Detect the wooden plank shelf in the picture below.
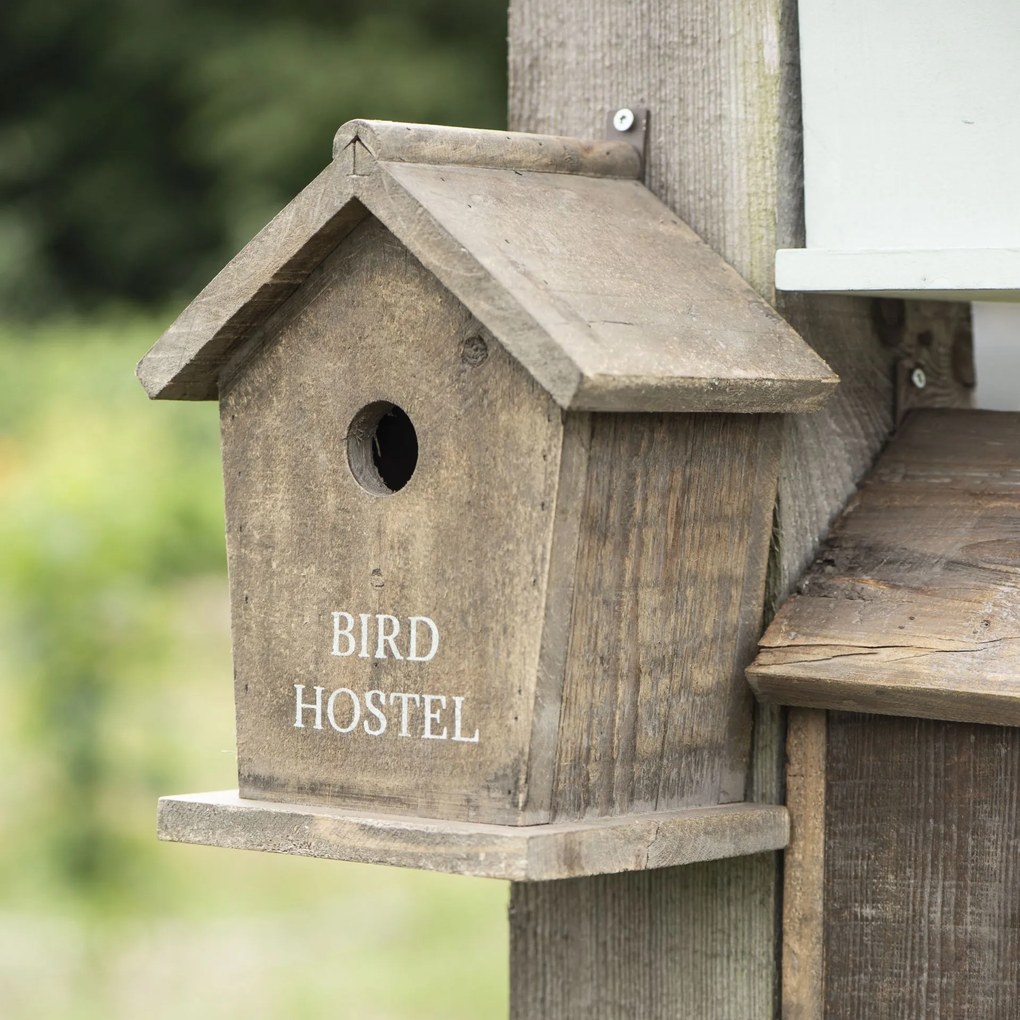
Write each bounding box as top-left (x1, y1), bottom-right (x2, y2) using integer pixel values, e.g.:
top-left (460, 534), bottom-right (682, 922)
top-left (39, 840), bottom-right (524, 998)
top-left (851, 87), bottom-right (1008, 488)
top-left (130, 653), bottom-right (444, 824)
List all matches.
top-left (749, 409), bottom-right (1020, 725)
top-left (157, 791), bottom-right (789, 882)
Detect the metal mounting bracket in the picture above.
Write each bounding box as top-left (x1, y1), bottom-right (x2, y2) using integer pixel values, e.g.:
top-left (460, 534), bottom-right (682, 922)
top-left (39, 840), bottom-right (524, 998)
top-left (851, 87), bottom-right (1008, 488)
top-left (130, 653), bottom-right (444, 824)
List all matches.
top-left (605, 107), bottom-right (649, 177)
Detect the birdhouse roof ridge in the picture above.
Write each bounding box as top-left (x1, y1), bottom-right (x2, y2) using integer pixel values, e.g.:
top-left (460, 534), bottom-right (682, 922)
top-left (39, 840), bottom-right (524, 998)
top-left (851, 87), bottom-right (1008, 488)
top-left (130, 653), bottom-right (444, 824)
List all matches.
top-left (137, 119), bottom-right (837, 412)
top-left (333, 118), bottom-right (644, 178)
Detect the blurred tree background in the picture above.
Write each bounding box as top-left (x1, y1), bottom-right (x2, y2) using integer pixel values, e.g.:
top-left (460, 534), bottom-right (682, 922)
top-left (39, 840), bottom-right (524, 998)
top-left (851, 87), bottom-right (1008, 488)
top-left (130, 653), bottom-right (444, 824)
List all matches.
top-left (0, 3), bottom-right (508, 1017)
top-left (1, 0), bottom-right (506, 317)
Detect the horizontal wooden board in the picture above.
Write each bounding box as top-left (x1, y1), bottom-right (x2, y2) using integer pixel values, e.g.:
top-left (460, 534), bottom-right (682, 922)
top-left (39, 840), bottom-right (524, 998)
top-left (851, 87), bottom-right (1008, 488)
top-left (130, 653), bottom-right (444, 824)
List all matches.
top-left (157, 790), bottom-right (789, 882)
top-left (332, 119), bottom-right (642, 177)
top-left (749, 410), bottom-right (1020, 724)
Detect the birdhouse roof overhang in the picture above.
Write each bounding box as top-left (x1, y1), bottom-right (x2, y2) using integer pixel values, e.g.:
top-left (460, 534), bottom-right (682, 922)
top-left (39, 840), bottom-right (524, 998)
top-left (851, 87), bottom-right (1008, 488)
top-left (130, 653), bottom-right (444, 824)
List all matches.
top-left (137, 120), bottom-right (836, 413)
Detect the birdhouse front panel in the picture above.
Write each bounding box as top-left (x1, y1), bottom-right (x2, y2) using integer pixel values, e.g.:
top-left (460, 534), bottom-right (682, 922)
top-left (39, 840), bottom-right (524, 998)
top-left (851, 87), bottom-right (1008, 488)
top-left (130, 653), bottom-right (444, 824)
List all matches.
top-left (220, 215), bottom-right (564, 825)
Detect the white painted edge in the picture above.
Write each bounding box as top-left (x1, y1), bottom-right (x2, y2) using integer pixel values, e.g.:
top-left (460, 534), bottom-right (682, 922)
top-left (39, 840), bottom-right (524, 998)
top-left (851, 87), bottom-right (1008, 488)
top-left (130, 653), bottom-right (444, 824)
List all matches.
top-left (157, 790), bottom-right (789, 882)
top-left (776, 248), bottom-right (1020, 302)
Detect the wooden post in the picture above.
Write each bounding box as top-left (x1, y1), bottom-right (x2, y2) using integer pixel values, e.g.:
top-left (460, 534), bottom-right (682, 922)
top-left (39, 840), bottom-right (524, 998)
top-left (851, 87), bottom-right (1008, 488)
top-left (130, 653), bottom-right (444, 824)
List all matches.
top-left (507, 2), bottom-right (971, 1016)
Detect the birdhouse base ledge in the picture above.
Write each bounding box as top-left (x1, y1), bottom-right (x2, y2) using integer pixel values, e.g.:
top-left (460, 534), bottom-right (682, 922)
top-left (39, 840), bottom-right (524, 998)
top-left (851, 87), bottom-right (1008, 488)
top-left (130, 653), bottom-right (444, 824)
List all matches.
top-left (157, 791), bottom-right (788, 882)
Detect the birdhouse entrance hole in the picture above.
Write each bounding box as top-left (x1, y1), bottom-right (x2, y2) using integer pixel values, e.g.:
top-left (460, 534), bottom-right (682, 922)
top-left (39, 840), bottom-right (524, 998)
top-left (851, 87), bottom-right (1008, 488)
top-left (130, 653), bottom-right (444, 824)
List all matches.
top-left (347, 401), bottom-right (418, 495)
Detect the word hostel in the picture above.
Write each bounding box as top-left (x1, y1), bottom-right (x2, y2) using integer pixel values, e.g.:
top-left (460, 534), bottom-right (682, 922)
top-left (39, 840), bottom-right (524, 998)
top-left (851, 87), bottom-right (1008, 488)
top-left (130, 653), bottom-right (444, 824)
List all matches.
top-left (294, 609), bottom-right (480, 743)
top-left (293, 685), bottom-right (480, 743)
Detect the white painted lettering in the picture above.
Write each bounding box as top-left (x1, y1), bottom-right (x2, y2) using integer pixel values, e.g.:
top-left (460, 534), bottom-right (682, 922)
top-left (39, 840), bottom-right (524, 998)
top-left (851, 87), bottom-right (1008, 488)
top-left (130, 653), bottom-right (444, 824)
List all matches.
top-left (363, 689), bottom-right (387, 736)
top-left (327, 688), bottom-right (361, 733)
top-left (375, 614), bottom-right (403, 660)
top-left (358, 613), bottom-right (371, 658)
top-left (332, 612), bottom-right (356, 657)
top-left (294, 685), bottom-right (479, 745)
top-left (294, 684), bottom-right (324, 730)
top-left (388, 692), bottom-right (421, 736)
top-left (329, 609), bottom-right (440, 661)
top-left (407, 616), bottom-right (440, 662)
top-left (452, 695), bottom-right (480, 743)
top-left (422, 694), bottom-right (448, 740)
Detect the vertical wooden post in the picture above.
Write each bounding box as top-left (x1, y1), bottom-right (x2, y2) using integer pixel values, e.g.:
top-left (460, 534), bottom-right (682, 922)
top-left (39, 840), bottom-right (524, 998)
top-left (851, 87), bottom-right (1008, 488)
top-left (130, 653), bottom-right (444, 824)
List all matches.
top-left (507, 2), bottom-right (968, 1015)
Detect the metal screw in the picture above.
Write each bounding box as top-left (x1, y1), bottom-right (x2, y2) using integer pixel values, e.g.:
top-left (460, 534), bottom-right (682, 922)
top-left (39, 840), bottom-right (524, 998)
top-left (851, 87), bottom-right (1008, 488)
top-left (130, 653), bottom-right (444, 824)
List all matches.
top-left (911, 367), bottom-right (927, 390)
top-left (612, 108), bottom-right (636, 132)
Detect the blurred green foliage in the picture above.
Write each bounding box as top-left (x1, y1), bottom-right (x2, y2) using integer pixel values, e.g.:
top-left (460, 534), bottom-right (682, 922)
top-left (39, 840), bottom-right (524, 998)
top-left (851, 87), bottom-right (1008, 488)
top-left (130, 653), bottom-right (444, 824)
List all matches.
top-left (1, 5), bottom-right (509, 1014)
top-left (0, 0), bottom-right (506, 315)
top-left (0, 314), bottom-right (226, 902)
top-left (0, 318), bottom-right (508, 1018)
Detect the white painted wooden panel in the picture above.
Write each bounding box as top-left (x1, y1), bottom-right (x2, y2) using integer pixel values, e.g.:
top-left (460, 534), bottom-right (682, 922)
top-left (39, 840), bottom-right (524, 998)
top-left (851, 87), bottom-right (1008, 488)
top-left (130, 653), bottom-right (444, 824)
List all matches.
top-left (801, 0), bottom-right (1020, 251)
top-left (775, 249), bottom-right (1020, 302)
top-left (779, 0), bottom-right (1020, 298)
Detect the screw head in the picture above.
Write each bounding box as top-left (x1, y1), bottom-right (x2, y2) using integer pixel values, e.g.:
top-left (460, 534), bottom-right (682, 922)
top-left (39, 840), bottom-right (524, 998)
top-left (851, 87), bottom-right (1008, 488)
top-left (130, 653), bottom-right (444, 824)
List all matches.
top-left (613, 108), bottom-right (636, 132)
top-left (911, 367), bottom-right (928, 390)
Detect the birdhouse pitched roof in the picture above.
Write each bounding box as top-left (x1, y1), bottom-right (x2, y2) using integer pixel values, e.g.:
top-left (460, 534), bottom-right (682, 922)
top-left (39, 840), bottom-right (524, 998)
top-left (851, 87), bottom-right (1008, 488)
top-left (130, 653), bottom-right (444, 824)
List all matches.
top-left (137, 119), bottom-right (836, 412)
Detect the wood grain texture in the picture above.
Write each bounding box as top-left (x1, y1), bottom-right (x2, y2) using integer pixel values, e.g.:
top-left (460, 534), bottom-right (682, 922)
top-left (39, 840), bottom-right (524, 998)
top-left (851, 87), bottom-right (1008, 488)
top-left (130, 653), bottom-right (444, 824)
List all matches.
top-left (550, 413), bottom-right (782, 819)
top-left (382, 161), bottom-right (836, 413)
top-left (158, 791), bottom-right (789, 883)
top-left (507, 0), bottom-right (972, 1017)
top-left (136, 167), bottom-right (367, 400)
top-left (221, 215), bottom-right (563, 825)
top-left (894, 300), bottom-right (975, 424)
top-left (750, 410), bottom-right (1020, 726)
top-left (782, 709), bottom-right (826, 1020)
top-left (219, 211), bottom-right (781, 833)
top-left (824, 713), bottom-right (1020, 1019)
top-left (511, 853), bottom-right (782, 1018)
top-left (138, 130), bottom-right (835, 412)
top-left (332, 118), bottom-right (642, 177)
top-left (507, 0), bottom-right (801, 1014)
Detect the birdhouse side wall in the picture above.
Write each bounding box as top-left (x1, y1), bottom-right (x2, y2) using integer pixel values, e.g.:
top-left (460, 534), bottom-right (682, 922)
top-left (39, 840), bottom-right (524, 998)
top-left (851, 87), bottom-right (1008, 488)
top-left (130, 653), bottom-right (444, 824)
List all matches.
top-left (546, 411), bottom-right (783, 820)
top-left (218, 216), bottom-right (564, 825)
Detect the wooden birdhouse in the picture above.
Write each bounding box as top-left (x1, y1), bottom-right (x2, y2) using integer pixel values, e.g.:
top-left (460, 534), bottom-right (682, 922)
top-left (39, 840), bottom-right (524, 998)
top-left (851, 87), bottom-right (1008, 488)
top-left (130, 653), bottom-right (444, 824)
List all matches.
top-left (777, 0), bottom-right (1020, 300)
top-left (141, 119), bottom-right (836, 880)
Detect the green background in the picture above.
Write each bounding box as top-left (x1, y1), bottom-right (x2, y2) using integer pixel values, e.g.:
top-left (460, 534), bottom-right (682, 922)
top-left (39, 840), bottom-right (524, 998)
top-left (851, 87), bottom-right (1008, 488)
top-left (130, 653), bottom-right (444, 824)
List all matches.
top-left (0, 3), bottom-right (509, 1016)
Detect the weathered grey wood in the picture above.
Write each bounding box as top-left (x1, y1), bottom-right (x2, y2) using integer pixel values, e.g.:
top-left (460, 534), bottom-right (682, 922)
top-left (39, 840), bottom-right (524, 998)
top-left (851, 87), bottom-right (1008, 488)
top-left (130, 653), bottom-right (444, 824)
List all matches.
top-left (332, 119), bottom-right (642, 176)
top-left (894, 300), bottom-right (975, 423)
top-left (219, 212), bottom-right (788, 834)
top-left (138, 120), bottom-right (836, 412)
top-left (824, 713), bottom-right (1020, 1018)
top-left (550, 412), bottom-right (782, 818)
top-left (764, 310), bottom-right (975, 1017)
top-left (750, 410), bottom-right (1020, 726)
top-left (506, 1), bottom-right (970, 1017)
top-left (157, 791), bottom-right (789, 882)
top-left (380, 161), bottom-right (836, 413)
top-left (222, 216), bottom-right (563, 825)
top-left (782, 709), bottom-right (826, 1020)
top-left (137, 171), bottom-right (367, 400)
top-left (511, 853), bottom-right (782, 1018)
top-left (523, 411), bottom-right (591, 817)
